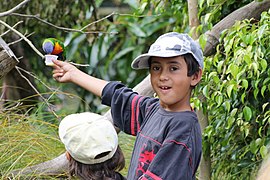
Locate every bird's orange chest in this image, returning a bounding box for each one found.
[52,42,63,54]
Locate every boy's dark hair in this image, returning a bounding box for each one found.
[183,53,200,77]
[68,146,125,180]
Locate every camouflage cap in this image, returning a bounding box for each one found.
[131,32,204,69]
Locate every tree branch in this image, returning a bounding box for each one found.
[0,21,23,37]
[204,0,270,56]
[10,13,118,34]
[0,0,30,17]
[0,20,44,58]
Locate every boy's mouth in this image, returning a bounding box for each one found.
[159,86,171,90]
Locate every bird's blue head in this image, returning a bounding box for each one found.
[42,41,54,54]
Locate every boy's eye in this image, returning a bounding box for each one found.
[170,66,179,71]
[151,66,160,71]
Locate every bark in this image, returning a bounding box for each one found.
[188,0,200,39]
[0,37,19,79]
[197,106,211,180]
[9,0,270,177]
[10,153,69,177]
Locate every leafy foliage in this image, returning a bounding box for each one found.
[198,0,253,31]
[196,9,270,179]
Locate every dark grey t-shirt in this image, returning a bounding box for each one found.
[102,82,202,180]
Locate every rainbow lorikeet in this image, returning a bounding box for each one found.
[42,38,66,60]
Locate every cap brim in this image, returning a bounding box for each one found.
[131,51,188,69]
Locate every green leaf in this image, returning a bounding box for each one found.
[243,54,252,64]
[227,84,234,98]
[254,88,259,100]
[217,61,224,73]
[199,34,207,50]
[229,64,239,78]
[258,127,263,137]
[260,59,267,72]
[204,13,212,23]
[262,103,269,112]
[251,62,259,75]
[216,95,223,107]
[241,93,246,103]
[243,106,252,121]
[250,140,257,154]
[245,126,249,138]
[257,24,267,39]
[113,47,136,61]
[230,108,238,117]
[129,24,146,37]
[260,146,268,158]
[241,79,248,90]
[256,138,262,146]
[203,85,209,98]
[261,86,266,97]
[227,117,235,129]
[224,101,231,112]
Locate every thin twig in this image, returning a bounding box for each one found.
[8,32,35,46]
[68,61,90,67]
[15,66,59,118]
[11,13,118,34]
[0,21,23,37]
[0,20,44,58]
[80,12,116,31]
[0,0,30,17]
[15,66,56,92]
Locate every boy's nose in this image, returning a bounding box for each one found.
[159,70,169,81]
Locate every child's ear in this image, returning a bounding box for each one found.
[191,68,203,86]
[65,151,71,161]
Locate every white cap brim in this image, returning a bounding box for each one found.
[131,50,194,69]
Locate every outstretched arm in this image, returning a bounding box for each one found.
[52,59,108,97]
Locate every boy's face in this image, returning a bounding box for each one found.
[150,56,202,112]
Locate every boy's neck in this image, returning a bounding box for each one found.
[160,102,192,112]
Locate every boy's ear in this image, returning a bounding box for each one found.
[191,68,203,86]
[65,151,71,161]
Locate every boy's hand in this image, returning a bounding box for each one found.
[52,59,77,83]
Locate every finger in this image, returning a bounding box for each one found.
[52,59,65,67]
[52,69,64,74]
[53,72,64,79]
[54,77,61,82]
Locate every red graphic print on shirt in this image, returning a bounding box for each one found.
[136,142,158,177]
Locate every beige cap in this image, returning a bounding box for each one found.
[59,112,118,164]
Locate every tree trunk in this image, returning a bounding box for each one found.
[187,1,211,179]
[197,106,211,180]
[188,0,200,39]
[0,37,19,79]
[9,0,270,177]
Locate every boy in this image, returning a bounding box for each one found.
[59,112,126,179]
[52,32,203,179]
